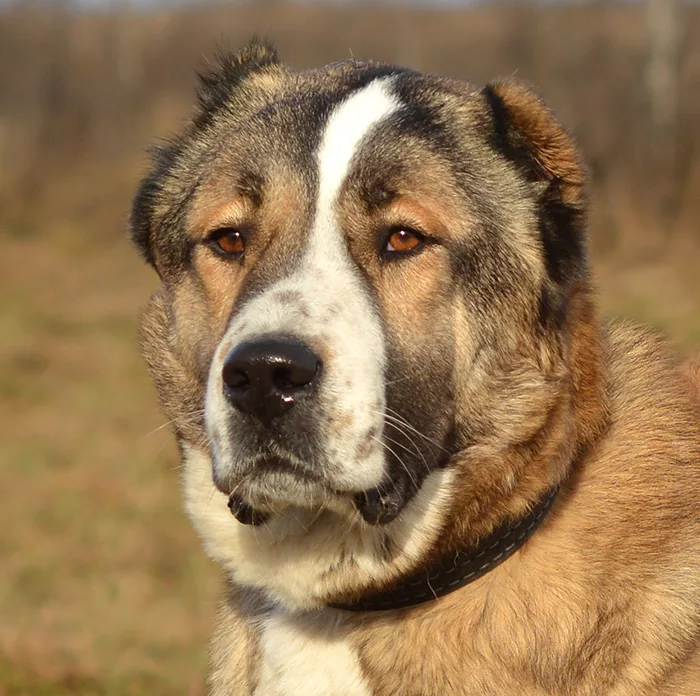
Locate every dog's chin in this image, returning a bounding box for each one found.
[213,456,352,520]
[214,455,413,527]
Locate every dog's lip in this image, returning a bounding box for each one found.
[353,481,406,525]
[254,455,305,476]
[213,454,321,495]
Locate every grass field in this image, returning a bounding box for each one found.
[0,204,217,694]
[1,2,699,693]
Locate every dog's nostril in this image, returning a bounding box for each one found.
[274,367,295,391]
[273,362,318,391]
[222,338,321,424]
[225,370,249,390]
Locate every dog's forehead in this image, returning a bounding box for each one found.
[195,66,480,220]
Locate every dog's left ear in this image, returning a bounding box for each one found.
[482,81,587,288]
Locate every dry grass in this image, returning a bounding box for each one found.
[0,2,698,693]
[0,227,216,694]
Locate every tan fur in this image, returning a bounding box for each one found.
[208,581,265,696]
[683,355,700,405]
[208,323,700,695]
[132,44,700,695]
[350,325,700,695]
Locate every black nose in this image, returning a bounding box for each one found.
[222,338,321,424]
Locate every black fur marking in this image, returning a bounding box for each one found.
[537,283,571,334]
[482,85,586,291]
[482,85,546,184]
[537,180,585,287]
[130,175,160,268]
[338,64,406,95]
[391,74,466,174]
[129,140,184,269]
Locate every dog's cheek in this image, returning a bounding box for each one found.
[139,290,208,448]
[376,260,457,472]
[383,308,457,472]
[387,345,455,454]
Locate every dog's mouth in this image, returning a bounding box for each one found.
[213,454,320,496]
[214,453,329,521]
[215,453,409,527]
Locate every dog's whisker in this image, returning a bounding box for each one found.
[382,431,431,477]
[383,407,451,454]
[136,409,207,444]
[307,499,328,529]
[370,434,418,490]
[370,409,447,469]
[384,375,413,387]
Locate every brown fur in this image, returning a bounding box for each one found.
[350,324,700,695]
[207,323,700,695]
[683,355,700,405]
[131,42,700,695]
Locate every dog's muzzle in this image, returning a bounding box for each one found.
[216,335,405,526]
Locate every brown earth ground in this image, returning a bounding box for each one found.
[0,3,698,694]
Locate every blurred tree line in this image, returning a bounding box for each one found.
[0,0,698,255]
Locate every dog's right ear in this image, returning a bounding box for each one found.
[129,143,177,270]
[130,37,280,271]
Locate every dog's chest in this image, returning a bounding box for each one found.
[254,611,370,696]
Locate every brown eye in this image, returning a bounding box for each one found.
[208,228,245,257]
[383,228,425,256]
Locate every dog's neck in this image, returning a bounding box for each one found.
[446,281,606,540]
[330,284,607,612]
[330,484,560,612]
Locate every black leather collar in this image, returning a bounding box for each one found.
[330,486,559,612]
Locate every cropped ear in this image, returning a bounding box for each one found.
[482,81,587,288]
[195,37,280,129]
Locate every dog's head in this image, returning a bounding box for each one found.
[132,40,605,607]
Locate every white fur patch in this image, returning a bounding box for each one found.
[206,77,402,496]
[255,611,370,696]
[183,445,454,611]
[315,76,400,225]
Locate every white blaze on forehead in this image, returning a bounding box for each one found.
[315,76,401,224]
[206,76,403,494]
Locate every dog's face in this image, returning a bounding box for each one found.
[132,42,591,597]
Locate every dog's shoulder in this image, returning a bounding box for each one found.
[604,319,700,444]
[577,319,700,603]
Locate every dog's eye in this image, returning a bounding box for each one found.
[382,227,425,257]
[207,228,245,258]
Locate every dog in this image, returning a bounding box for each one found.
[130,39,700,695]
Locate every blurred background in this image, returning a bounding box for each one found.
[0,0,698,693]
